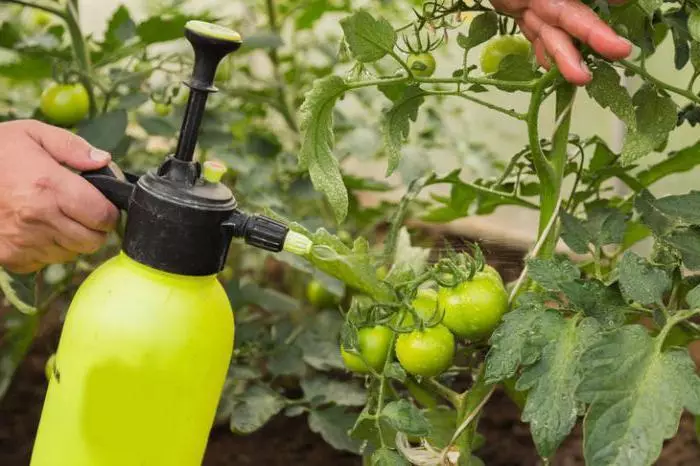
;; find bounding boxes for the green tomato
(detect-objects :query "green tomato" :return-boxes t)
[438,276,508,340]
[154,102,172,116]
[306,279,341,309]
[396,325,455,377]
[40,83,90,126]
[407,52,436,77]
[480,35,531,74]
[341,325,393,373]
[477,264,504,286]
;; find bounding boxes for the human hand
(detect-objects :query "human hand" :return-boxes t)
[0,120,119,274]
[490,0,633,85]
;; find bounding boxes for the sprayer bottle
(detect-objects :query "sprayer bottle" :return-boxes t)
[30,21,310,466]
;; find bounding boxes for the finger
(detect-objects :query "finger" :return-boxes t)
[517,18,537,42]
[534,38,552,69]
[36,242,75,265]
[530,0,632,60]
[523,12,592,85]
[52,169,119,233]
[17,119,112,171]
[49,216,107,255]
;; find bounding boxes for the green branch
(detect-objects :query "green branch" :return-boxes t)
[526,69,558,204]
[0,0,65,17]
[432,90,526,120]
[418,75,539,92]
[619,60,700,105]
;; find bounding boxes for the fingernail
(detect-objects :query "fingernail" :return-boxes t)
[89,148,111,162]
[580,60,592,77]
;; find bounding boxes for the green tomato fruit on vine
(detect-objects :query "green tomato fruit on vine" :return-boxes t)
[40,83,90,126]
[341,325,393,373]
[154,102,172,116]
[396,325,455,377]
[412,288,441,322]
[480,35,531,74]
[477,264,504,286]
[407,52,436,77]
[306,279,341,309]
[437,275,508,340]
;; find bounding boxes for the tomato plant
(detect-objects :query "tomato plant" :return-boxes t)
[39,82,89,126]
[2,0,700,465]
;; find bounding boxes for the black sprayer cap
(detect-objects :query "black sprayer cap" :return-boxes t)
[81,21,293,276]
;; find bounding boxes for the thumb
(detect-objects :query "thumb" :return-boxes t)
[21,119,112,171]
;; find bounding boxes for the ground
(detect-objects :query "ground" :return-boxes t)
[1,238,699,465]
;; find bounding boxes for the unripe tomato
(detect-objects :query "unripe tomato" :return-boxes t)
[341,325,393,373]
[154,102,172,116]
[477,264,504,286]
[40,83,90,126]
[396,325,455,377]
[412,288,440,321]
[407,52,436,77]
[480,35,531,74]
[306,279,341,309]
[438,275,508,340]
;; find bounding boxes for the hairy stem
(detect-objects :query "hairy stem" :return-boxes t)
[619,60,700,105]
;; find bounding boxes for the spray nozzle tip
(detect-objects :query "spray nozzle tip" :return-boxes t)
[283,231,312,256]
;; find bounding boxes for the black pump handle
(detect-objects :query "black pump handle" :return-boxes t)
[81,162,137,212]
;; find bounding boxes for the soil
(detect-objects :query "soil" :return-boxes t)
[1,237,699,465]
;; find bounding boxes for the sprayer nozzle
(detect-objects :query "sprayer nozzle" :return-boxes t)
[283,231,312,256]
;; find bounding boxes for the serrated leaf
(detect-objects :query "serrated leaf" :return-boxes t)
[381,399,431,436]
[637,142,700,187]
[239,282,300,313]
[230,385,286,434]
[560,280,627,328]
[340,11,396,63]
[560,212,592,254]
[267,344,306,377]
[104,6,136,47]
[308,407,361,453]
[77,110,128,152]
[586,61,635,126]
[585,204,628,246]
[517,318,601,457]
[686,284,700,309]
[618,251,670,305]
[298,76,349,222]
[457,12,498,50]
[690,11,700,42]
[621,86,677,165]
[527,257,581,291]
[136,13,192,44]
[578,325,700,466]
[382,85,424,175]
[301,375,367,406]
[492,54,540,83]
[485,302,566,383]
[371,448,409,466]
[638,0,662,16]
[665,227,700,270]
[385,362,407,382]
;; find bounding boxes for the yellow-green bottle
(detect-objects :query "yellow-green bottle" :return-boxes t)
[30,21,311,466]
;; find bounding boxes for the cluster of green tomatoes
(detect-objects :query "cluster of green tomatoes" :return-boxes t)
[339,262,509,378]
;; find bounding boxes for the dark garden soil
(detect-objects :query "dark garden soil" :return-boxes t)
[1,236,699,465]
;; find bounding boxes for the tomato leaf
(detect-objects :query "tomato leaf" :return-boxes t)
[239,32,283,51]
[229,385,286,434]
[136,13,195,44]
[381,399,431,436]
[298,76,349,222]
[621,86,677,165]
[456,12,498,51]
[308,406,361,453]
[492,54,540,84]
[665,227,700,270]
[618,251,671,306]
[382,85,425,176]
[559,280,627,328]
[689,11,700,42]
[301,375,367,407]
[686,284,700,309]
[371,448,409,466]
[517,317,601,457]
[560,212,592,254]
[297,311,346,371]
[267,345,306,377]
[586,61,636,127]
[340,11,396,63]
[637,142,700,187]
[77,110,128,152]
[577,325,700,466]
[485,299,564,383]
[527,257,580,291]
[103,5,136,51]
